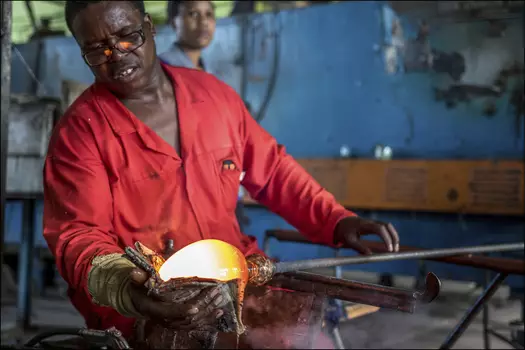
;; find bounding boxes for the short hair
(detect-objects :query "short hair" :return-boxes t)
[167,1,185,20]
[167,1,215,22]
[65,1,146,34]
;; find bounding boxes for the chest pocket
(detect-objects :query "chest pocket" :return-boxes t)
[114,133,170,181]
[212,146,243,212]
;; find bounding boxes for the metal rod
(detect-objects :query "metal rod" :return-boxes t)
[332,327,346,350]
[483,269,491,350]
[362,240,525,275]
[266,230,525,275]
[487,329,524,350]
[274,243,524,274]
[439,273,508,350]
[24,0,38,32]
[17,199,35,330]
[1,0,13,269]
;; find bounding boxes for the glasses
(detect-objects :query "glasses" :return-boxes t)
[82,28,146,67]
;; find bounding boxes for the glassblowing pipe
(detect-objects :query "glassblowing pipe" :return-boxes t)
[266,230,525,275]
[246,242,525,286]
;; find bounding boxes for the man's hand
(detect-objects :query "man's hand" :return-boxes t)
[128,268,226,329]
[334,216,400,255]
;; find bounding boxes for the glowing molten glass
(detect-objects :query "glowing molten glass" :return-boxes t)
[158,239,249,283]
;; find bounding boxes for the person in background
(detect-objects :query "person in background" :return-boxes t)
[158,1,216,73]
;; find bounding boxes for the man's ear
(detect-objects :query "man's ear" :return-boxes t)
[144,13,156,36]
[171,17,177,30]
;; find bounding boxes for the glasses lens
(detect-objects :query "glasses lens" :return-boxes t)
[84,49,108,66]
[117,32,144,52]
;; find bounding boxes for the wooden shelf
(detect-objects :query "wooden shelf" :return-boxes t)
[241,159,524,216]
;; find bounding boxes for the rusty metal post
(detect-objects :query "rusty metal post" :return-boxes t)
[439,273,508,350]
[1,0,12,266]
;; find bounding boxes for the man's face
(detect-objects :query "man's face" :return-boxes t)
[173,1,216,50]
[71,1,157,96]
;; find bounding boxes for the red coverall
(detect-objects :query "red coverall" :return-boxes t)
[43,63,354,339]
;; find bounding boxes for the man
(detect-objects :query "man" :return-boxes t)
[44,0,400,344]
[158,1,215,72]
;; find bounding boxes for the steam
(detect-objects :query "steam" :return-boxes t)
[244,324,330,349]
[241,310,330,349]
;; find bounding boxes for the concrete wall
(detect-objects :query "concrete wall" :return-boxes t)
[5,1,524,289]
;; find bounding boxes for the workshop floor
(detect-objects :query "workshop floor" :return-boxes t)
[1,288,520,349]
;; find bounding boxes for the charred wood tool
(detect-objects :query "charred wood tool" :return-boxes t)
[267,270,440,313]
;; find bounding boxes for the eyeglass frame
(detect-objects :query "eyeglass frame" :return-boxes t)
[81,27,146,67]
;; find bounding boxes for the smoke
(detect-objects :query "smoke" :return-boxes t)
[239,288,331,349]
[242,320,333,349]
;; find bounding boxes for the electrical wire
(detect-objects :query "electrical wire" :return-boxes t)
[245,12,282,123]
[25,328,83,347]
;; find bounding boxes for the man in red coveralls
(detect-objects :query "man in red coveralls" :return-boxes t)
[44,0,400,344]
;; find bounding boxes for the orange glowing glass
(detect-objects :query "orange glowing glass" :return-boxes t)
[158,239,249,283]
[158,239,250,333]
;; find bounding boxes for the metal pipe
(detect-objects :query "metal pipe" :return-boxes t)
[266,230,525,275]
[483,269,491,350]
[439,273,508,350]
[24,1,38,32]
[17,199,35,330]
[1,0,13,267]
[362,240,525,275]
[238,14,249,102]
[274,243,524,274]
[487,329,524,349]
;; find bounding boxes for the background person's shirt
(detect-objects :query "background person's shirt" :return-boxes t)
[159,43,213,73]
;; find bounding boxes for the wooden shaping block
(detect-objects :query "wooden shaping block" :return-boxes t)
[241,159,524,216]
[343,303,380,320]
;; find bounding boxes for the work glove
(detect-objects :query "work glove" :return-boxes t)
[87,254,226,330]
[127,267,227,330]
